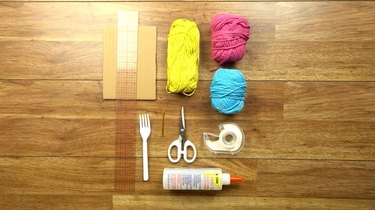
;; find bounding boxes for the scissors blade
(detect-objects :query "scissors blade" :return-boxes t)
[181,106,185,130]
[179,106,186,148]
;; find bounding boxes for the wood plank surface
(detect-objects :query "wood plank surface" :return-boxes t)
[1,0,369,1]
[284,82,375,121]
[1,80,373,160]
[0,195,112,210]
[113,196,375,210]
[159,40,375,81]
[2,80,374,120]
[0,157,114,194]
[276,2,375,41]
[0,80,282,119]
[1,40,374,81]
[0,2,374,81]
[0,80,115,118]
[0,1,374,209]
[0,118,116,157]
[0,2,275,41]
[0,41,102,80]
[1,157,374,200]
[1,118,373,160]
[256,159,375,199]
[132,159,375,199]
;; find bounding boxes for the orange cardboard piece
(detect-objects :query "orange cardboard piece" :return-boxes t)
[102,26,157,100]
[137,26,157,100]
[103,26,117,99]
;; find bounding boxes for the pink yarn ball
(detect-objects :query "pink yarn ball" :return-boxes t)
[211,14,251,65]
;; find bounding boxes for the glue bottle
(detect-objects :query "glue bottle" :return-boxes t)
[163,168,247,190]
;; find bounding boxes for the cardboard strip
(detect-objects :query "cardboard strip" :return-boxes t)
[102,26,117,99]
[137,26,157,100]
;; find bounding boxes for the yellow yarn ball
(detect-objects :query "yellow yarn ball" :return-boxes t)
[166,19,200,96]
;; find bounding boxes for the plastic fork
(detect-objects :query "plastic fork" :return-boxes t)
[139,113,151,181]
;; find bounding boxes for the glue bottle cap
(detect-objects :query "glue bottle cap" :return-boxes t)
[222,173,231,185]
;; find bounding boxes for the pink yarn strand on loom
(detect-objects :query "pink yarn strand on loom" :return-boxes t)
[211,14,251,65]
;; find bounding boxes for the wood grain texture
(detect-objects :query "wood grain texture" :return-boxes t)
[0,195,112,210]
[276,2,375,41]
[0,118,115,157]
[256,159,375,199]
[0,0,363,2]
[0,80,282,119]
[113,196,375,210]
[0,157,114,194]
[1,157,373,199]
[0,80,115,118]
[284,82,375,121]
[1,3,374,81]
[132,159,375,199]
[0,118,373,160]
[0,2,274,41]
[1,80,373,121]
[2,40,374,81]
[0,81,373,160]
[0,1,374,209]
[0,41,101,80]
[158,40,375,81]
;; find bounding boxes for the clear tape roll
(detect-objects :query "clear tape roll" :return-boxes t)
[203,123,245,154]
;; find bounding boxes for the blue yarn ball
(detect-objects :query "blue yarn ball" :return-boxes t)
[210,68,247,114]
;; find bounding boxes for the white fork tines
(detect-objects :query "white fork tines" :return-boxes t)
[139,113,151,140]
[139,113,151,181]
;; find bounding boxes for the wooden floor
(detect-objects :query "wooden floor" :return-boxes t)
[0,1,375,209]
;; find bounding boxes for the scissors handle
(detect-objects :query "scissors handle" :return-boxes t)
[167,139,197,163]
[183,140,197,163]
[168,139,182,163]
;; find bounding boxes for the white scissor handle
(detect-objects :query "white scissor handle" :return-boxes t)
[183,140,197,163]
[168,139,182,163]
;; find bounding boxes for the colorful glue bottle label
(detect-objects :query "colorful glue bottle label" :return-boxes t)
[163,168,247,190]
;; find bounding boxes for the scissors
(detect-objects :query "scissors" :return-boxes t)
[168,106,197,163]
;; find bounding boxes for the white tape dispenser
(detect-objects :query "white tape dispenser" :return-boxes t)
[203,123,245,155]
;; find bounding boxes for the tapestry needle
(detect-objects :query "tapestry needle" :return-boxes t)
[162,109,166,137]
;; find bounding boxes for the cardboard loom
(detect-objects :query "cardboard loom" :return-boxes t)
[103,25,157,100]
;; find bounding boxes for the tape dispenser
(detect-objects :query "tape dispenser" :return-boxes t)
[203,123,245,155]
